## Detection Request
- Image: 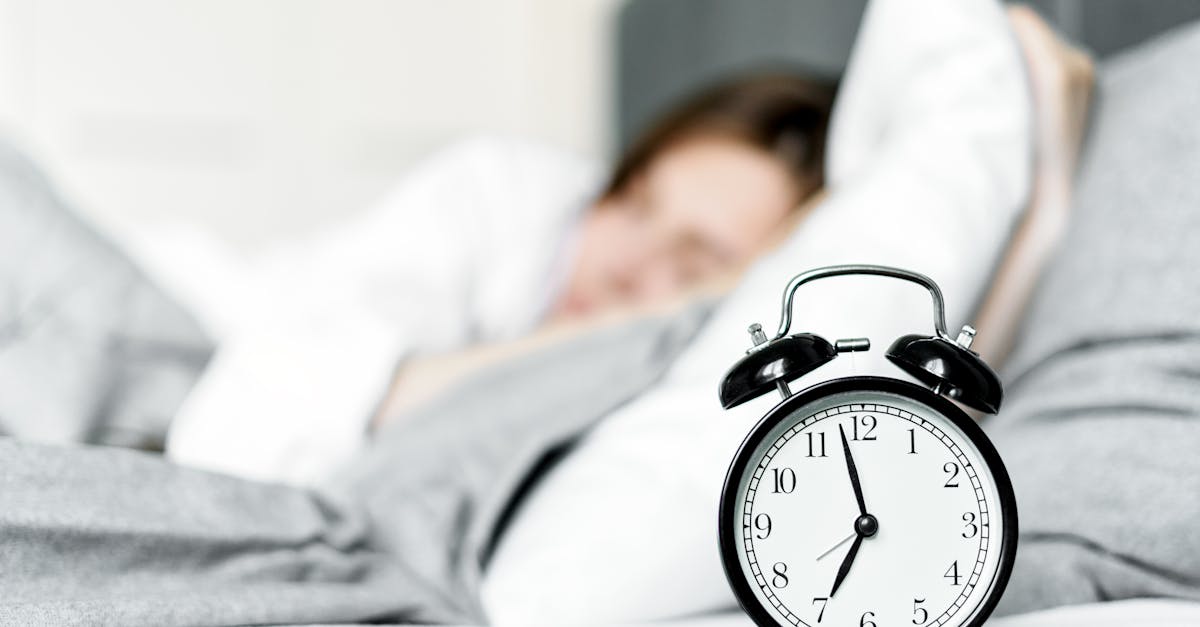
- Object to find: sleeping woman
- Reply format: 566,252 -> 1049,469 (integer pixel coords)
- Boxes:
166,0 -> 1089,492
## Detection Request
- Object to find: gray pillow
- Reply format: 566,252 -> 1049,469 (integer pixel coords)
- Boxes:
0,139 -> 214,450
987,19 -> 1200,615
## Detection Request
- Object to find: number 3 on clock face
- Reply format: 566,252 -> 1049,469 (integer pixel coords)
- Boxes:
720,377 -> 1017,627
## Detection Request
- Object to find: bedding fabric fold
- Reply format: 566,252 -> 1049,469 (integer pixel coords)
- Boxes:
0,304 -> 711,626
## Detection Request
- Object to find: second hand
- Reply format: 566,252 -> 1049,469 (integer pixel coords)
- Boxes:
816,532 -> 857,561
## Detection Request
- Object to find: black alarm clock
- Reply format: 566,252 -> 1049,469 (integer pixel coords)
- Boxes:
717,264 -> 1017,627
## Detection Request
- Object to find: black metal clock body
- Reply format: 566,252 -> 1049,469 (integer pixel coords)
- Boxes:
719,376 -> 1017,627
715,265 -> 1019,627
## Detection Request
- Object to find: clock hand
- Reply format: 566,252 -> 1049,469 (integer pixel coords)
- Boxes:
829,530 -> 864,597
816,531 -> 856,561
829,425 -> 880,597
838,423 -> 868,516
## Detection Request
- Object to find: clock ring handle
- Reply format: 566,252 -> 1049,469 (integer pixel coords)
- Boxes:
773,264 -> 949,341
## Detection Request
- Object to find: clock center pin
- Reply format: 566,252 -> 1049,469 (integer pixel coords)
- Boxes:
855,514 -> 879,538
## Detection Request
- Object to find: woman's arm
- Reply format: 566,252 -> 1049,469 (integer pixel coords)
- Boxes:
971,6 -> 1095,366
167,137 -> 596,486
374,265 -> 742,428
482,0 -> 1033,623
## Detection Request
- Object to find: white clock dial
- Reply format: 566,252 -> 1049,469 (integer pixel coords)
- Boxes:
730,388 -> 1008,627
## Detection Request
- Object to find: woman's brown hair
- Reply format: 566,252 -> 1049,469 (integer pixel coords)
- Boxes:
604,72 -> 837,201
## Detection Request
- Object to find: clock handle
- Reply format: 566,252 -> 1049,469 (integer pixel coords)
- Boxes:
773,264 -> 950,340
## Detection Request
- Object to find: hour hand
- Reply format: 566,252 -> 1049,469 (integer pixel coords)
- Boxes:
838,424 -> 868,515
829,531 -> 864,597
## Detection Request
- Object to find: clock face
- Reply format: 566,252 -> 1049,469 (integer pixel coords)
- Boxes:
721,378 -> 1015,627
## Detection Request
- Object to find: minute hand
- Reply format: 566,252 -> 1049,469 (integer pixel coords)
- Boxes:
838,424 -> 868,515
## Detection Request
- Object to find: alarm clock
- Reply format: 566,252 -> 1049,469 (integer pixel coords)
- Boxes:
717,265 -> 1016,627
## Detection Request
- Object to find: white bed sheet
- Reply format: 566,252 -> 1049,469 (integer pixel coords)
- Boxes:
309,598 -> 1200,626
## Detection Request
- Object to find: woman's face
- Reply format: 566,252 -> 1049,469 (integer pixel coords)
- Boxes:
554,135 -> 805,318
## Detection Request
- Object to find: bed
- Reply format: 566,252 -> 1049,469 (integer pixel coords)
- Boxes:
1,1 -> 1198,626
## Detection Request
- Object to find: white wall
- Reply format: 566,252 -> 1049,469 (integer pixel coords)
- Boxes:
0,0 -> 621,250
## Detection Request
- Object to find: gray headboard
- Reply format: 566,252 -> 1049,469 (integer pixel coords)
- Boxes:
614,0 -> 1200,149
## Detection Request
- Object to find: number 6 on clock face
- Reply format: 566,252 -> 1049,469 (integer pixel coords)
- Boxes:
719,377 -> 1017,627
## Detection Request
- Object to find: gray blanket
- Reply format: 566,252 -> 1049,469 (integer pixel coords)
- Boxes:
0,305 -> 712,626
0,139 -> 213,449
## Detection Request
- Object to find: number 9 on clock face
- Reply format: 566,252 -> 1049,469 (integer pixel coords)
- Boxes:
719,377 -> 1017,627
